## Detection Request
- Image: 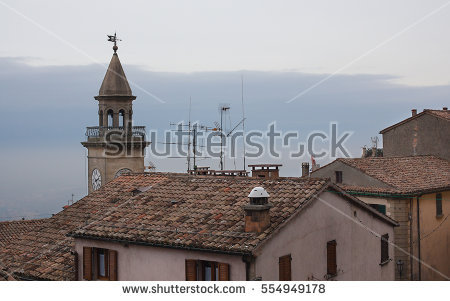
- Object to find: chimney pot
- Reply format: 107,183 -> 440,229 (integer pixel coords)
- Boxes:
244,187 -> 272,233
411,109 -> 417,116
301,162 -> 310,177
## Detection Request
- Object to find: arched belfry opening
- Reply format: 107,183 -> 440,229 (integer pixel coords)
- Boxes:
107,110 -> 114,127
119,110 -> 125,128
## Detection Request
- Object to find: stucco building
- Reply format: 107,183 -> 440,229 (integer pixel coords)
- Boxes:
380,108 -> 449,160
311,156 -> 450,280
71,174 -> 397,281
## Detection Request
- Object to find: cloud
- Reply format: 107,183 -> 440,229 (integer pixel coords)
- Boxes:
0,56 -> 449,219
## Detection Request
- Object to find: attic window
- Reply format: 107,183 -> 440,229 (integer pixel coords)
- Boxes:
335,171 -> 343,183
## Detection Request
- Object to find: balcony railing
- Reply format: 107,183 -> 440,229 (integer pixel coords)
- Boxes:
85,126 -> 146,138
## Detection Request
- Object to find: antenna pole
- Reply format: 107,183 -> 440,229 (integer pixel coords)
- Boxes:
241,73 -> 246,171
220,107 -> 223,170
187,97 -> 192,172
193,125 -> 197,170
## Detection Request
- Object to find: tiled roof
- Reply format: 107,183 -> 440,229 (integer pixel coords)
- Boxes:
337,156 -> 450,194
380,109 -> 449,134
0,173 -> 169,280
336,184 -> 402,195
0,172 -> 397,280
0,219 -> 47,281
71,174 -> 330,254
0,219 -> 47,246
427,109 -> 450,120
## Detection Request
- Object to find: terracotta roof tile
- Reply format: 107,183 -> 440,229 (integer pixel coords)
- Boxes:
337,155 -> 450,194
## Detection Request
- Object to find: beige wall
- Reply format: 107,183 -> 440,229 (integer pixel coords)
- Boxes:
411,191 -> 450,280
75,238 -> 247,281
252,191 -> 395,281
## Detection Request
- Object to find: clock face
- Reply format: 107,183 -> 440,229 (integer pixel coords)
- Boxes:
115,168 -> 132,179
91,169 -> 102,191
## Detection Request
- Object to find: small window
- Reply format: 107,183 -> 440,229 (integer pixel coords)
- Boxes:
327,240 -> 337,276
436,193 -> 443,217
369,204 -> 386,215
381,234 -> 389,264
279,254 -> 292,281
97,249 -> 108,279
185,260 -> 229,281
83,247 -> 117,281
335,171 -> 343,183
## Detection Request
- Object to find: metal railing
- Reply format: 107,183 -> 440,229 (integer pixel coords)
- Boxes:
85,126 -> 146,138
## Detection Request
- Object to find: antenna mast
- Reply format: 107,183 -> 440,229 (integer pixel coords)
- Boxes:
241,74 -> 246,171
219,105 -> 230,170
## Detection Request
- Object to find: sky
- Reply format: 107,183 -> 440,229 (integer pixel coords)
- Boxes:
0,0 -> 449,220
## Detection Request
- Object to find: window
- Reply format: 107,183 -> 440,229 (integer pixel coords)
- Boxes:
185,259 -> 229,281
335,171 -> 343,183
369,204 -> 387,215
97,248 -> 108,280
380,234 -> 389,264
83,247 -> 117,281
107,110 -> 114,127
327,240 -> 337,277
436,193 -> 443,217
119,110 -> 125,127
279,254 -> 292,281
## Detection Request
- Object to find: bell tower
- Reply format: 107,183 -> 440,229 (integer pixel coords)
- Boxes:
82,35 -> 149,193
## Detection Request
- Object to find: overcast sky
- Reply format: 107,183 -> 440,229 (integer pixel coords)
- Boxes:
1,0 -> 449,220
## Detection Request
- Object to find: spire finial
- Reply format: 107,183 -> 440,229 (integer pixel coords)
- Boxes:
107,32 -> 121,53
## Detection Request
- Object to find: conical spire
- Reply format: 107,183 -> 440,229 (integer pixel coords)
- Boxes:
97,53 -> 133,97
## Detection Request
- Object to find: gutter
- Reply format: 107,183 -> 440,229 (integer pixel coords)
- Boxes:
69,233 -> 252,257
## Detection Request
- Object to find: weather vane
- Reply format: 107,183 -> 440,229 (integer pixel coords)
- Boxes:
107,32 -> 122,53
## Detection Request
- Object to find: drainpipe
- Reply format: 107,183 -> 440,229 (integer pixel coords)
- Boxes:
416,196 -> 421,281
242,255 -> 254,281
409,198 -> 413,281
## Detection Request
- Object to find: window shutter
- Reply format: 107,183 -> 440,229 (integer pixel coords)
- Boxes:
109,250 -> 118,281
279,254 -> 292,281
381,234 -> 389,263
83,247 -> 92,280
327,240 -> 337,276
73,251 -> 79,281
218,263 -> 230,281
185,259 -> 197,281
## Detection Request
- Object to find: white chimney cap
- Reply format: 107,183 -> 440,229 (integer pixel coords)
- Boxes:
248,187 -> 270,198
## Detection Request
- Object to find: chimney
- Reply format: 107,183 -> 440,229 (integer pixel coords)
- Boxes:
372,146 -> 377,157
411,109 -> 417,116
248,164 -> 282,179
443,107 -> 448,111
362,146 -> 367,158
301,162 -> 310,177
244,187 -> 272,233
